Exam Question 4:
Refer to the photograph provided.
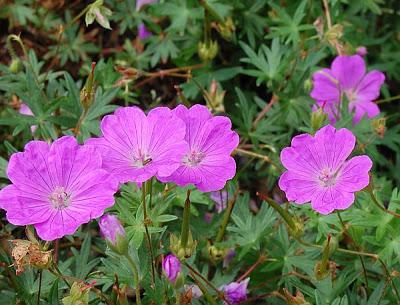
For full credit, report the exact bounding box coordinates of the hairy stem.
[125,254,142,305]
[141,182,156,286]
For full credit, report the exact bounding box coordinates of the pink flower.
[221,278,249,305]
[161,105,239,192]
[0,136,118,241]
[310,55,385,124]
[278,125,372,215]
[19,103,37,133]
[85,106,188,184]
[162,254,181,283]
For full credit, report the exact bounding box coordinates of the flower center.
[49,186,71,210]
[132,149,152,168]
[318,168,338,187]
[184,150,205,167]
[344,89,357,103]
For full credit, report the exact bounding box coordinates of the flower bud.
[62,282,90,305]
[80,62,96,112]
[184,284,203,299]
[206,80,226,112]
[99,214,127,255]
[162,254,181,283]
[221,278,249,305]
[9,58,22,73]
[372,117,386,139]
[356,46,367,57]
[216,17,235,41]
[198,40,219,62]
[311,107,328,132]
[85,0,112,30]
[283,288,311,305]
[208,245,225,262]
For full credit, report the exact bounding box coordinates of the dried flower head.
[10,239,52,275]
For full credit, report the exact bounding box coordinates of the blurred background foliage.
[0,0,400,304]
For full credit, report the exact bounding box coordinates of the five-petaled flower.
[160,105,239,192]
[279,125,372,215]
[0,136,118,241]
[86,106,188,184]
[310,55,385,124]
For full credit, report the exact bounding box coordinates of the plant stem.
[146,178,153,209]
[234,148,278,169]
[367,188,400,218]
[259,194,297,232]
[378,258,400,304]
[187,271,218,305]
[184,262,232,305]
[125,254,142,305]
[376,94,400,104]
[141,182,156,286]
[36,270,42,305]
[215,190,238,243]
[237,254,266,282]
[180,190,191,248]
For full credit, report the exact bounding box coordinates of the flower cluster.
[310,55,385,124]
[0,104,238,241]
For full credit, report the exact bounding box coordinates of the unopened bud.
[216,17,235,41]
[208,245,225,262]
[9,58,22,73]
[80,62,96,111]
[85,0,112,30]
[283,289,311,305]
[198,40,219,62]
[311,107,328,132]
[62,282,90,305]
[162,254,181,284]
[98,214,128,255]
[372,117,386,139]
[356,46,367,57]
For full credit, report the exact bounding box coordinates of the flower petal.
[331,55,366,90]
[314,125,356,171]
[311,187,355,215]
[310,68,340,103]
[337,156,372,192]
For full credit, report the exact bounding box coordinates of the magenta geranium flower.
[0,136,118,241]
[310,55,385,124]
[86,106,188,184]
[160,105,239,192]
[278,125,372,214]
